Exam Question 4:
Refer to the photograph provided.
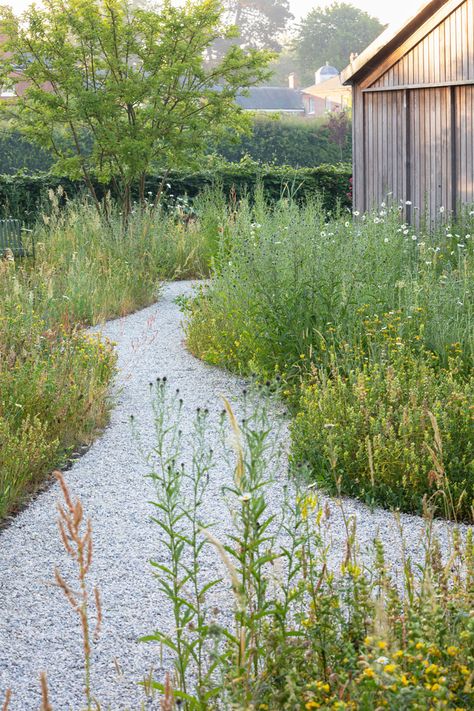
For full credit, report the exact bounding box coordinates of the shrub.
[0,159,352,222]
[292,347,474,519]
[185,197,474,519]
[214,114,352,166]
[0,117,352,173]
[0,305,116,518]
[0,128,54,174]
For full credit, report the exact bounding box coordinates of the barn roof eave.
[340,0,454,85]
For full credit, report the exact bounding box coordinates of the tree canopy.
[0,0,272,216]
[293,2,385,85]
[211,0,292,58]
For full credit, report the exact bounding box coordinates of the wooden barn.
[342,0,474,221]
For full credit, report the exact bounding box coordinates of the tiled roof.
[236,87,304,111]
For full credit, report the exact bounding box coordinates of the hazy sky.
[290,1,416,25]
[1,0,419,29]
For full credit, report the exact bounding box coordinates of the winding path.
[0,281,457,710]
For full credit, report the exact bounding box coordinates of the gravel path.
[0,280,460,710]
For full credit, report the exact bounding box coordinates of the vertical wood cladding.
[351,0,474,219]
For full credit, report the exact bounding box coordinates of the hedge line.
[1,119,351,174]
[0,161,352,221]
[215,115,352,167]
[0,130,54,175]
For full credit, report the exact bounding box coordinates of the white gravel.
[0,280,462,710]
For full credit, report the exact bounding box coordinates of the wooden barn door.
[363,86,457,222]
[455,85,474,206]
[364,90,407,209]
[408,87,453,223]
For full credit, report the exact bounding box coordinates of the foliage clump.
[185,195,474,520]
[142,384,474,710]
[0,191,211,519]
[292,346,474,518]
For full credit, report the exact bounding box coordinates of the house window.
[0,80,16,98]
[308,97,315,114]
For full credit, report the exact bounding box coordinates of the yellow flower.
[305,703,319,710]
[447,646,459,656]
[384,664,396,674]
[315,682,330,693]
[393,650,404,659]
[377,641,387,650]
[363,668,375,678]
[401,675,409,686]
[416,642,425,650]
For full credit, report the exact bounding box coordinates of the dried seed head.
[94,587,102,642]
[2,688,12,711]
[39,672,52,711]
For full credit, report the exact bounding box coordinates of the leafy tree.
[0,0,272,218]
[263,50,296,87]
[327,110,350,160]
[211,0,292,58]
[294,2,385,85]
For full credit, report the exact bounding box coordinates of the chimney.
[288,72,297,89]
[349,52,358,63]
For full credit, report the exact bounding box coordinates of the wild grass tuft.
[0,190,213,519]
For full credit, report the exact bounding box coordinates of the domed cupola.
[314,62,339,85]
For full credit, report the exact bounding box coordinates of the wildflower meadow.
[0,0,473,708]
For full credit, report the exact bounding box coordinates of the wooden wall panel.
[363,91,407,210]
[404,87,452,221]
[371,0,474,88]
[361,87,455,221]
[456,85,474,204]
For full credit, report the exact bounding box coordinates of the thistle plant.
[141,380,223,708]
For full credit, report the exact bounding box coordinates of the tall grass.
[185,193,474,519]
[0,192,211,519]
[28,193,212,325]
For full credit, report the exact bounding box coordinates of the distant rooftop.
[235,87,304,112]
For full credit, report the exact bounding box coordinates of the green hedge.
[0,118,352,174]
[0,161,352,222]
[0,130,54,175]
[215,115,352,167]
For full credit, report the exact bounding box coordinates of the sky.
[289,0,416,26]
[1,1,421,28]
